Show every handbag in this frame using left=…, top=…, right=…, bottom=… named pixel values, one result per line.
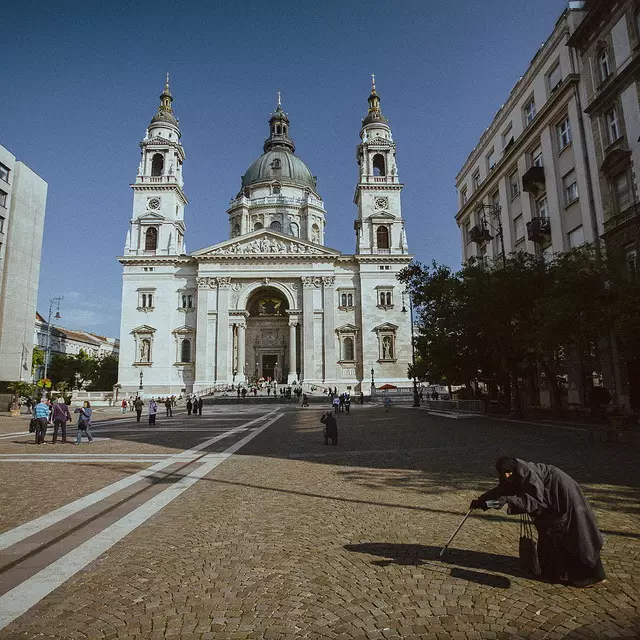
left=29, top=418, right=37, bottom=433
left=519, top=513, right=542, bottom=576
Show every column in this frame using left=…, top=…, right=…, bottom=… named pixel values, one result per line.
left=302, top=277, right=316, bottom=382
left=194, top=278, right=210, bottom=387
left=216, top=277, right=231, bottom=382
left=288, top=320, right=298, bottom=384
left=237, top=322, right=246, bottom=383
left=322, top=276, right=336, bottom=384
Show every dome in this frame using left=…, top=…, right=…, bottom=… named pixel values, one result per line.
left=150, top=111, right=178, bottom=127
left=241, top=148, right=316, bottom=189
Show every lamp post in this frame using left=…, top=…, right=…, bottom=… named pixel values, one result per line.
left=139, top=370, right=143, bottom=391
left=476, top=203, right=506, bottom=269
left=43, top=297, right=62, bottom=380
left=370, top=367, right=375, bottom=393
left=402, top=290, right=421, bottom=407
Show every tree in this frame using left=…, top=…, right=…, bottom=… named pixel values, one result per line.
left=7, top=381, right=36, bottom=410
left=87, top=355, right=119, bottom=390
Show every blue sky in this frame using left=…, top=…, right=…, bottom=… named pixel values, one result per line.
left=3, top=0, right=568, bottom=338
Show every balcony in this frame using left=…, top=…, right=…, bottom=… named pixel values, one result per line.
left=526, top=216, right=551, bottom=242
left=522, top=165, right=546, bottom=195
left=469, top=225, right=492, bottom=244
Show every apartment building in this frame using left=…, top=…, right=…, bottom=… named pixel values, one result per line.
left=0, top=145, right=47, bottom=389
left=455, top=3, right=598, bottom=267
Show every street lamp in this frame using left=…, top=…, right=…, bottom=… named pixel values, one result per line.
left=139, top=370, right=143, bottom=391
left=402, top=290, right=421, bottom=408
left=476, top=203, right=506, bottom=269
left=370, top=367, right=375, bottom=392
left=43, top=297, right=62, bottom=380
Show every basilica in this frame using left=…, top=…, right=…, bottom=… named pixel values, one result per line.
left=117, top=78, right=413, bottom=396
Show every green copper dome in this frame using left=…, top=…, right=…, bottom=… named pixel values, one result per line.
left=241, top=148, right=316, bottom=189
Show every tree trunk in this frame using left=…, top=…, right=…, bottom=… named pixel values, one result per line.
left=540, top=359, right=562, bottom=414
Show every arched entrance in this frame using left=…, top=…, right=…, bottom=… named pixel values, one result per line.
left=244, top=287, right=292, bottom=384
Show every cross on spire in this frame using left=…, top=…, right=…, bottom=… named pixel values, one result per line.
left=165, top=72, right=170, bottom=90
left=277, top=90, right=282, bottom=107
left=371, top=73, right=376, bottom=91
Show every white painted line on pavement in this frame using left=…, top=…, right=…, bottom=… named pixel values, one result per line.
left=0, top=412, right=283, bottom=630
left=0, top=458, right=170, bottom=463
left=0, top=410, right=277, bottom=552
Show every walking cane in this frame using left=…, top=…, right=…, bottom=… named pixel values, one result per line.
left=438, top=509, right=472, bottom=558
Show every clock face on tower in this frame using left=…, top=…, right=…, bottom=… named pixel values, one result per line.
left=375, top=197, right=388, bottom=210
left=148, top=198, right=161, bottom=210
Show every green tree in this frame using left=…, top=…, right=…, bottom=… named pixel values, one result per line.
left=87, top=354, right=119, bottom=390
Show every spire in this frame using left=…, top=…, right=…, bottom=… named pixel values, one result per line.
left=150, top=74, right=178, bottom=128
left=362, top=74, right=387, bottom=127
left=277, top=89, right=282, bottom=108
left=264, top=95, right=295, bottom=153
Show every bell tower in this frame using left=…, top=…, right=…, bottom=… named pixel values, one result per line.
left=353, top=76, right=408, bottom=255
left=124, top=75, right=188, bottom=256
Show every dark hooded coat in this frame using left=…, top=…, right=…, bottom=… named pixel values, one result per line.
left=479, top=458, right=604, bottom=584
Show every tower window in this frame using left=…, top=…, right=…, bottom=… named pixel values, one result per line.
left=232, top=224, right=240, bottom=237
left=373, top=154, right=386, bottom=176
left=270, top=220, right=282, bottom=232
left=276, top=125, right=282, bottom=134
left=311, top=223, right=320, bottom=243
left=376, top=226, right=390, bottom=249
left=342, top=337, right=354, bottom=361
left=181, top=339, right=191, bottom=363
left=254, top=222, right=263, bottom=231
left=145, top=227, right=158, bottom=251
left=151, top=153, right=164, bottom=177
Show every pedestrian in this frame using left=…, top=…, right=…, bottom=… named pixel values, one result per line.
left=344, top=393, right=351, bottom=413
left=165, top=397, right=172, bottom=417
left=186, top=397, right=193, bottom=415
left=33, top=397, right=51, bottom=445
left=384, top=397, right=391, bottom=412
left=332, top=395, right=340, bottom=415
left=301, top=393, right=309, bottom=407
left=267, top=386, right=271, bottom=396
left=470, top=457, right=607, bottom=588
left=73, top=401, right=93, bottom=444
left=320, top=410, right=338, bottom=445
left=25, top=397, right=33, bottom=413
left=237, top=387, right=241, bottom=397
left=52, top=397, right=72, bottom=444
left=134, top=396, right=144, bottom=422
left=148, top=398, right=158, bottom=425
left=129, top=397, right=134, bottom=412
left=197, top=397, right=203, bottom=415
left=360, top=391, right=364, bottom=405
left=121, top=398, right=127, bottom=414
left=339, top=394, right=345, bottom=412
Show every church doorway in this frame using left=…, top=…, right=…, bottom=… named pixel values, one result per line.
left=261, top=354, right=278, bottom=381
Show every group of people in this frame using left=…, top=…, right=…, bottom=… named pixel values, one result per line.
left=331, top=392, right=351, bottom=414
left=31, top=397, right=94, bottom=445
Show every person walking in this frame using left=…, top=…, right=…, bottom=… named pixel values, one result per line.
left=344, top=393, right=351, bottom=414
left=134, top=396, right=144, bottom=422
left=321, top=410, right=338, bottom=445
left=186, top=397, right=193, bottom=415
left=73, top=401, right=93, bottom=445
left=301, top=393, right=309, bottom=407
left=197, top=397, right=203, bottom=415
left=33, top=398, right=51, bottom=445
left=148, top=398, right=158, bottom=425
left=52, top=397, right=72, bottom=444
left=129, top=397, right=134, bottom=412
left=470, top=457, right=607, bottom=588
left=121, top=398, right=127, bottom=414
left=332, top=395, right=340, bottom=415
left=164, top=397, right=172, bottom=417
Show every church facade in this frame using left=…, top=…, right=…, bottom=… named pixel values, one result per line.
left=117, top=79, right=413, bottom=397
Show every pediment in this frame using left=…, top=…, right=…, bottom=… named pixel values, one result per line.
left=172, top=324, right=195, bottom=334
left=137, top=212, right=165, bottom=221
left=373, top=322, right=399, bottom=332
left=192, top=230, right=341, bottom=258
left=366, top=211, right=396, bottom=221
left=336, top=323, right=359, bottom=333
left=131, top=324, right=156, bottom=334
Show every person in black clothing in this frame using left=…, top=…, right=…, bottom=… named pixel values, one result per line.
left=197, top=397, right=203, bottom=415
left=320, top=411, right=338, bottom=445
left=165, top=398, right=172, bottom=417
left=301, top=393, right=309, bottom=407
left=186, top=397, right=193, bottom=415
left=134, top=397, right=144, bottom=423
left=471, top=457, right=606, bottom=588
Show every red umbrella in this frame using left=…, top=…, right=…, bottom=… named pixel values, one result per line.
left=378, top=383, right=398, bottom=390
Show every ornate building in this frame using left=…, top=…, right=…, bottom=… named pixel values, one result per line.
left=118, top=77, right=413, bottom=396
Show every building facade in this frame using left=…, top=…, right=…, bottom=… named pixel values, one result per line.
left=455, top=3, right=597, bottom=269
left=0, top=145, right=47, bottom=388
left=117, top=79, right=413, bottom=397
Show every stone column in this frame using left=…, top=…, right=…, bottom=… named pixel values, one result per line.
left=322, top=276, right=336, bottom=384
left=216, top=277, right=231, bottom=382
left=237, top=322, right=246, bottom=383
left=288, top=320, right=298, bottom=384
left=301, top=277, right=316, bottom=382
left=195, top=278, right=211, bottom=388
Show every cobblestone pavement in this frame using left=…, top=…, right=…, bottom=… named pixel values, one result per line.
left=0, top=405, right=638, bottom=639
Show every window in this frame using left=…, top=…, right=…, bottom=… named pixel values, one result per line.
left=532, top=147, right=543, bottom=168
left=0, top=163, right=9, bottom=183
left=311, top=223, right=320, bottom=243
left=253, top=222, right=263, bottom=231
left=139, top=338, right=152, bottom=362
left=487, top=148, right=496, bottom=171
left=339, top=292, right=354, bottom=308
left=548, top=63, right=562, bottom=92
left=376, top=226, right=390, bottom=249
left=290, top=222, right=299, bottom=237
left=180, top=293, right=193, bottom=309
left=151, top=153, right=164, bottom=176
left=270, top=220, right=282, bottom=232
left=514, top=215, right=525, bottom=242
left=563, top=171, right=579, bottom=205
left=605, top=107, right=621, bottom=144
left=460, top=187, right=468, bottom=206
left=612, top=171, right=632, bottom=212
left=377, top=289, right=393, bottom=307
left=342, top=337, right=354, bottom=361
left=0, top=216, right=4, bottom=233
left=598, top=48, right=611, bottom=82
left=378, top=265, right=391, bottom=271
left=558, top=117, right=572, bottom=149
left=502, top=123, right=513, bottom=149
left=536, top=195, right=549, bottom=219
left=272, top=184, right=281, bottom=195
left=625, top=245, right=637, bottom=275
left=180, top=339, right=191, bottom=363
left=509, top=171, right=520, bottom=198
left=524, top=97, right=536, bottom=124
left=372, top=154, right=386, bottom=176
left=0, top=190, right=6, bottom=207
left=144, top=227, right=158, bottom=251
left=139, top=292, right=154, bottom=309
left=472, top=170, right=481, bottom=190
left=568, top=225, right=585, bottom=248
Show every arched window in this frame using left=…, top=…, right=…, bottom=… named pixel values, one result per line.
left=275, top=125, right=282, bottom=134
left=347, top=293, right=353, bottom=306
left=181, top=339, right=191, bottom=363
left=145, top=227, right=158, bottom=251
left=151, top=153, right=164, bottom=176
left=232, top=224, right=240, bottom=237
left=140, top=339, right=151, bottom=362
left=254, top=222, right=263, bottom=231
left=341, top=293, right=347, bottom=306
left=272, top=184, right=281, bottom=195
left=373, top=154, right=386, bottom=176
left=290, top=222, right=299, bottom=237
left=376, top=226, right=390, bottom=249
left=311, top=223, right=320, bottom=243
left=270, top=220, right=282, bottom=232
left=343, top=337, right=354, bottom=361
